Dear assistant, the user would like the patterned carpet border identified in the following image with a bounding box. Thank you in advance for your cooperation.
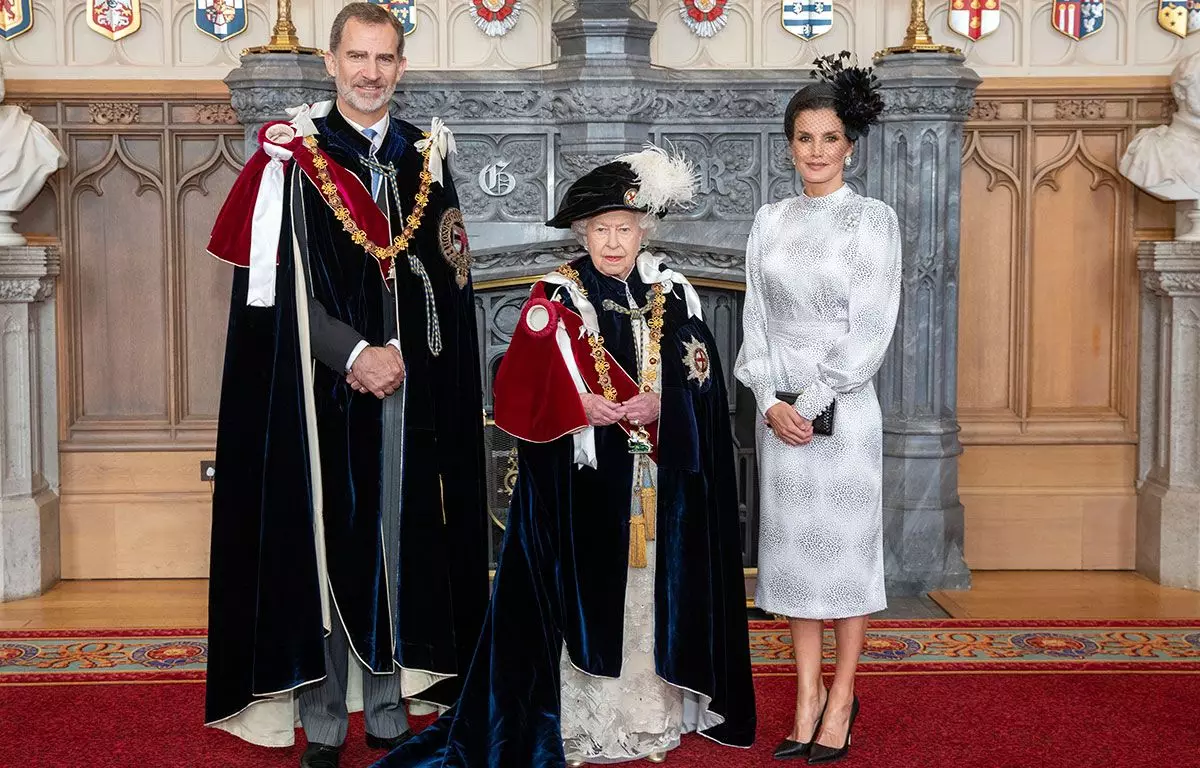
[2,620,1199,685]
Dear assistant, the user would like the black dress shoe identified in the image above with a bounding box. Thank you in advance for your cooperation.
[366,729,415,750]
[773,737,813,760]
[300,743,341,768]
[807,696,859,765]
[775,698,827,760]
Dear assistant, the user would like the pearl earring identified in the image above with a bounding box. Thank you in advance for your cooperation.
[844,155,853,168]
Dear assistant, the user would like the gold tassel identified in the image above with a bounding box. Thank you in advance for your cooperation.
[629,513,648,568]
[640,485,656,541]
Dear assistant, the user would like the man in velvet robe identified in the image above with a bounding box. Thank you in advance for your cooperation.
[202,6,488,767]
[374,150,755,768]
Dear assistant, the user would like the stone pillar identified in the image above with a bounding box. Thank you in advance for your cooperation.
[867,53,979,595]
[548,0,661,189]
[224,53,334,152]
[0,243,60,601]
[1137,241,1200,590]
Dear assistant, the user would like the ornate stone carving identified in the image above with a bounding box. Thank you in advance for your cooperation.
[228,87,335,124]
[555,152,612,202]
[551,86,657,121]
[1144,272,1200,296]
[662,133,761,219]
[767,134,800,204]
[88,102,139,125]
[880,87,976,119]
[195,104,238,125]
[967,100,1000,121]
[473,243,746,281]
[0,277,55,302]
[650,246,744,273]
[400,90,553,120]
[1055,99,1106,120]
[651,89,790,120]
[453,135,548,222]
[475,245,582,277]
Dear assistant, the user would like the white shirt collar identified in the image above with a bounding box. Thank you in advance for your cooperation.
[340,109,389,153]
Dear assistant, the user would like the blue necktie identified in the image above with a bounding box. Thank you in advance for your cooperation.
[361,127,382,201]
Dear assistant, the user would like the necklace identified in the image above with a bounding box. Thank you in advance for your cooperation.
[304,134,434,267]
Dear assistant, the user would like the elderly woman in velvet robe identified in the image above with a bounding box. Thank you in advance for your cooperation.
[374,148,756,768]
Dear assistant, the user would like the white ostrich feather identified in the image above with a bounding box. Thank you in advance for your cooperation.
[616,144,698,214]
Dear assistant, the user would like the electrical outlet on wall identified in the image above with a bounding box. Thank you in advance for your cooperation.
[200,460,216,482]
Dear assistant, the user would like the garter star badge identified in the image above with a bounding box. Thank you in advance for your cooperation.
[195,0,246,42]
[781,0,833,41]
[88,0,141,41]
[469,0,521,37]
[438,207,472,289]
[369,0,416,36]
[679,0,729,38]
[1051,0,1104,41]
[948,0,1000,41]
[682,336,711,386]
[0,0,33,41]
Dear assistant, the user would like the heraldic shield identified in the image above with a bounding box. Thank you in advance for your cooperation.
[195,0,247,42]
[88,0,141,41]
[948,0,1001,41]
[1158,0,1200,38]
[0,0,34,41]
[1051,0,1105,41]
[782,0,833,41]
[369,0,417,35]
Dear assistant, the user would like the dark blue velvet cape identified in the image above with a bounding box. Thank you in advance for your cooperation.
[374,258,756,767]
[205,109,490,726]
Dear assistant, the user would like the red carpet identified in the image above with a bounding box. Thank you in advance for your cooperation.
[4,672,1198,768]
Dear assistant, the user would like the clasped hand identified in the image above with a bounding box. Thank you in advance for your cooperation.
[581,392,660,427]
[346,346,405,399]
[765,402,813,447]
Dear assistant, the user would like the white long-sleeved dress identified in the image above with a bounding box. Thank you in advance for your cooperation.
[734,185,902,620]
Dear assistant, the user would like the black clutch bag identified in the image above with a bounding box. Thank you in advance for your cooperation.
[775,391,836,436]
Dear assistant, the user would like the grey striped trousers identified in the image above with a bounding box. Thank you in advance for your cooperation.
[298,390,409,746]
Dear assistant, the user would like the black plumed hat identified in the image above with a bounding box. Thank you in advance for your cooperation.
[547,146,697,229]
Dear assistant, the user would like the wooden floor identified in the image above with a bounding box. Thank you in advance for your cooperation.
[929,570,1200,619]
[1,571,1198,630]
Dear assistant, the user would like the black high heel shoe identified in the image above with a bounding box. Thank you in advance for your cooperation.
[806,696,859,765]
[773,698,828,760]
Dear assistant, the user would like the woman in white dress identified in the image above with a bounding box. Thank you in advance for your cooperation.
[735,53,899,765]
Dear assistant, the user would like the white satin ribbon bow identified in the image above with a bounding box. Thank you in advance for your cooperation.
[246,131,298,308]
[637,252,704,321]
[414,117,456,187]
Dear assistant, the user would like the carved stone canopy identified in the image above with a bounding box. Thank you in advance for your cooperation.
[473,240,746,284]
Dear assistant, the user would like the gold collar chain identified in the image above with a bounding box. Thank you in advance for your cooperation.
[304,134,434,266]
[555,264,665,400]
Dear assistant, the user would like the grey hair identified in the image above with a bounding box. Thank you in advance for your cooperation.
[569,213,659,248]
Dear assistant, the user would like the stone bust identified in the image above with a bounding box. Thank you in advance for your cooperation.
[0,60,68,246]
[1119,51,1200,202]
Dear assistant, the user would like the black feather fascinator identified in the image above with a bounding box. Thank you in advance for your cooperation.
[810,51,884,139]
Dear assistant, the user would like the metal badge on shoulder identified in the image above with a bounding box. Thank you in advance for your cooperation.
[438,207,472,288]
[682,336,711,386]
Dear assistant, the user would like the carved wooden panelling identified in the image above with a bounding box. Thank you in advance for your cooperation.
[957,84,1167,445]
[17,92,243,449]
